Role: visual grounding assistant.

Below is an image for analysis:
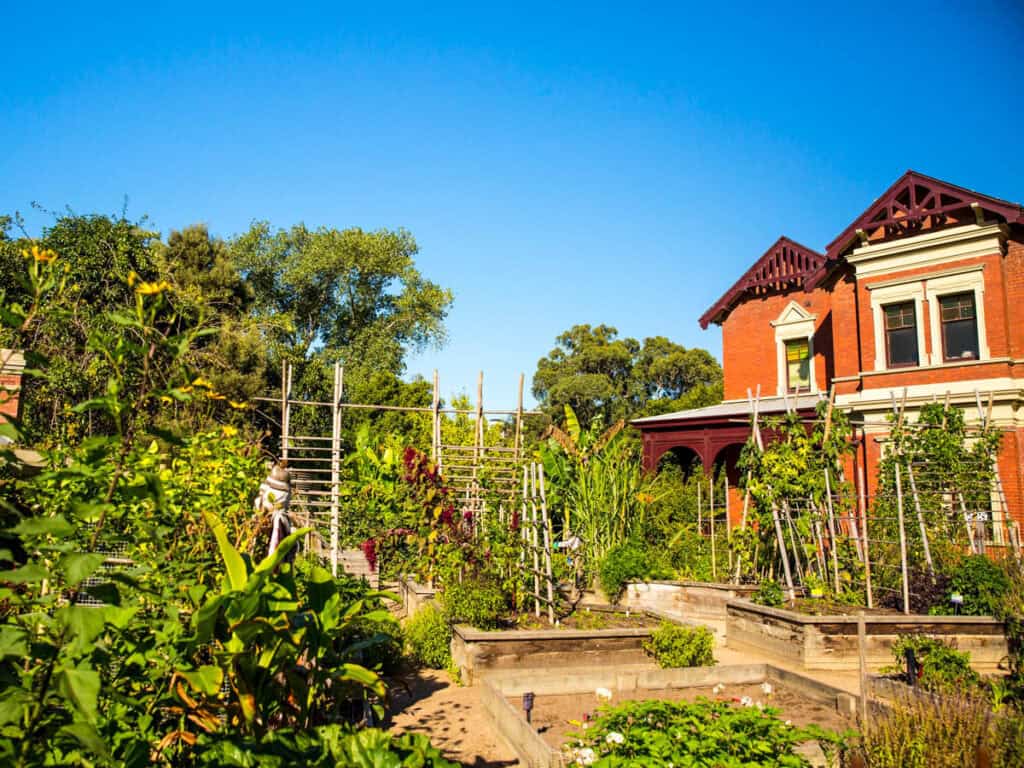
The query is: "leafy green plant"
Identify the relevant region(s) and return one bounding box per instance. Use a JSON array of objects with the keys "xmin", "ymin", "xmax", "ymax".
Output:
[
  {"xmin": 752, "ymin": 579, "xmax": 786, "ymax": 608},
  {"xmin": 440, "ymin": 578, "xmax": 505, "ymax": 630},
  {"xmin": 942, "ymin": 554, "xmax": 1009, "ymax": 618},
  {"xmin": 598, "ymin": 540, "xmax": 671, "ymax": 603},
  {"xmin": 403, "ymin": 605, "xmax": 452, "ymax": 669},
  {"xmin": 642, "ymin": 622, "xmax": 715, "ymax": 668},
  {"xmin": 891, "ymin": 635, "xmax": 980, "ymax": 693},
  {"xmin": 566, "ymin": 697, "xmax": 844, "ymax": 767}
]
